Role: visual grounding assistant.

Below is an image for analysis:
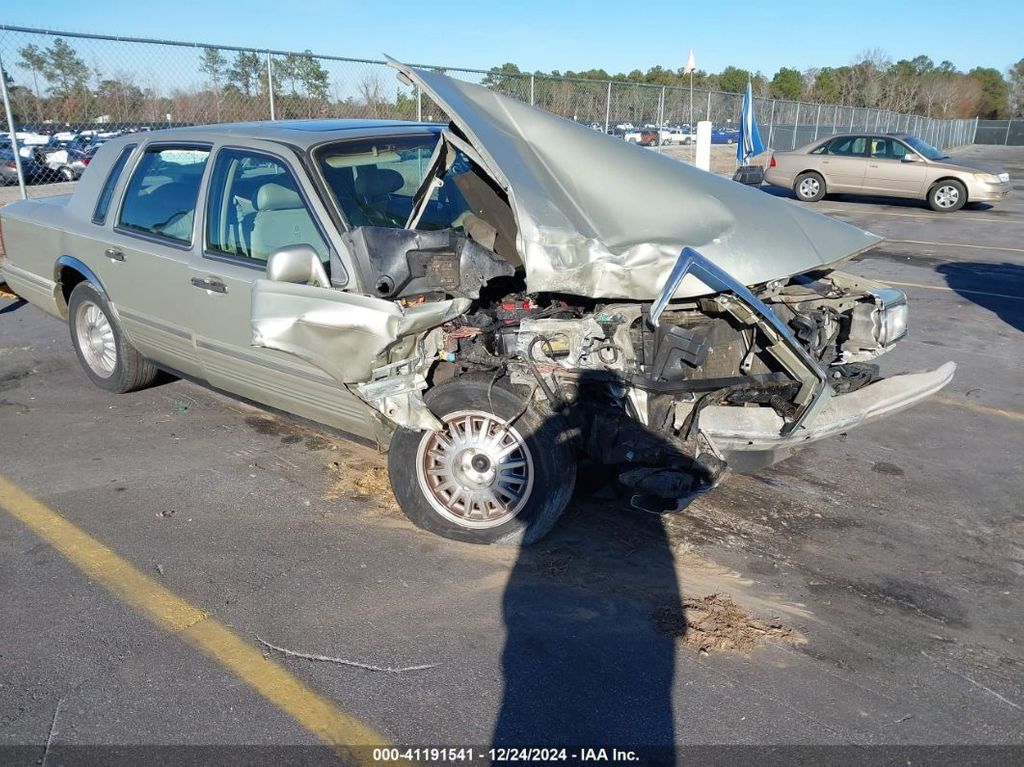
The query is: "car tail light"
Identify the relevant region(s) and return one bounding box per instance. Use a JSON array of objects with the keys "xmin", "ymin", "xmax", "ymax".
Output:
[
  {"xmin": 81, "ymin": 157, "xmax": 91, "ymax": 166},
  {"xmin": 769, "ymin": 153, "xmax": 777, "ymax": 169},
  {"xmin": 4, "ymin": 161, "xmax": 15, "ymax": 169}
]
